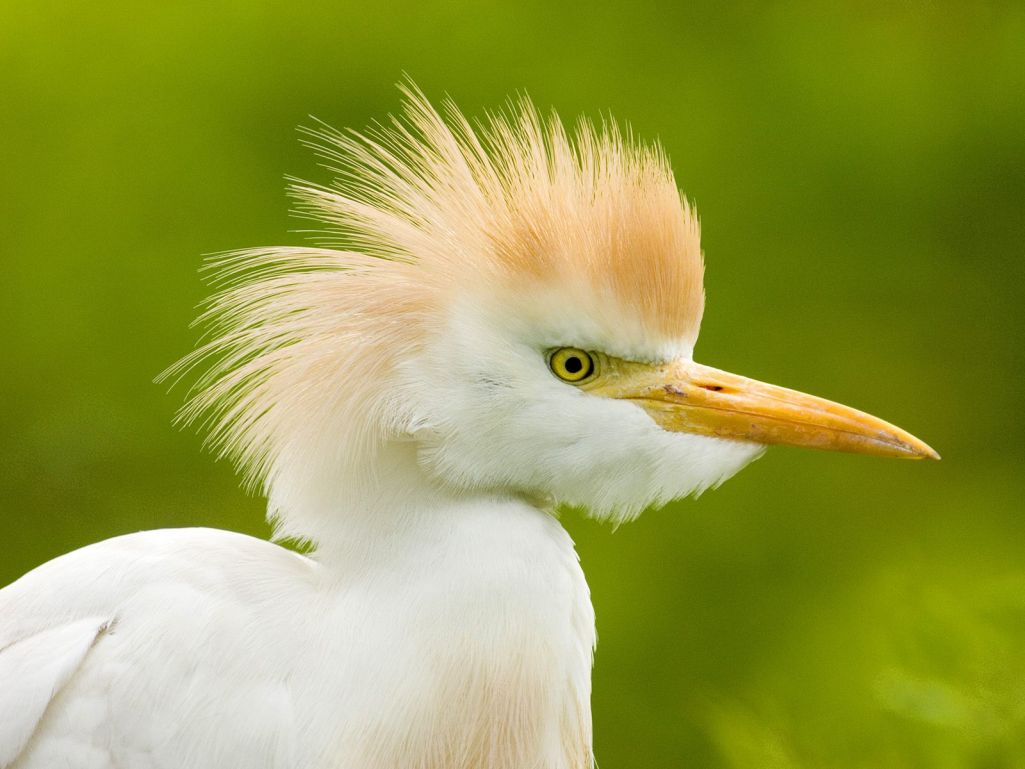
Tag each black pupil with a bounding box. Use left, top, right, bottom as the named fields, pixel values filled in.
left=565, top=356, right=583, bottom=374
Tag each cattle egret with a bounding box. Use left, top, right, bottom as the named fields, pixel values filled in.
left=0, top=86, right=937, bottom=769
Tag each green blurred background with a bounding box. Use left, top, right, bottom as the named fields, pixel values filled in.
left=3, top=2, right=1024, bottom=766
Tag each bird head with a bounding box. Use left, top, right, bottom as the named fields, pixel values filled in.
left=166, top=85, right=936, bottom=534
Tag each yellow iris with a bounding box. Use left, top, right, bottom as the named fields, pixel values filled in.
left=548, top=348, right=596, bottom=383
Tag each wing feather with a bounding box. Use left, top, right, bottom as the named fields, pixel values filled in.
left=0, top=616, right=112, bottom=767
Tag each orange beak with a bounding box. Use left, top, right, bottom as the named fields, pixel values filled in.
left=588, top=359, right=939, bottom=460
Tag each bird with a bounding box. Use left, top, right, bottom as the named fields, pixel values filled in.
left=0, top=84, right=938, bottom=769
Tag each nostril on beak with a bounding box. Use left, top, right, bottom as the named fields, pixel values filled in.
left=698, top=384, right=724, bottom=392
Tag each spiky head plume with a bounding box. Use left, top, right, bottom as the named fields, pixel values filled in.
left=162, top=85, right=705, bottom=532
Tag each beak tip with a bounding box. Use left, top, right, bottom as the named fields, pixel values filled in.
left=908, top=440, right=941, bottom=461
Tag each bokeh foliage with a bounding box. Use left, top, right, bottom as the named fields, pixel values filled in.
left=2, top=2, right=1023, bottom=766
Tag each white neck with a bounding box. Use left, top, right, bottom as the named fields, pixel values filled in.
left=266, top=439, right=531, bottom=569
left=267, top=440, right=597, bottom=768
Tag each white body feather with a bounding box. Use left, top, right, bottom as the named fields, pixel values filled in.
left=2, top=495, right=593, bottom=768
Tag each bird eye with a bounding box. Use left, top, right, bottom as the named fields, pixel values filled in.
left=548, top=348, right=596, bottom=383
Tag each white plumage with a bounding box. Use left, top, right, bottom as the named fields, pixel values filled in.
left=0, top=86, right=935, bottom=769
